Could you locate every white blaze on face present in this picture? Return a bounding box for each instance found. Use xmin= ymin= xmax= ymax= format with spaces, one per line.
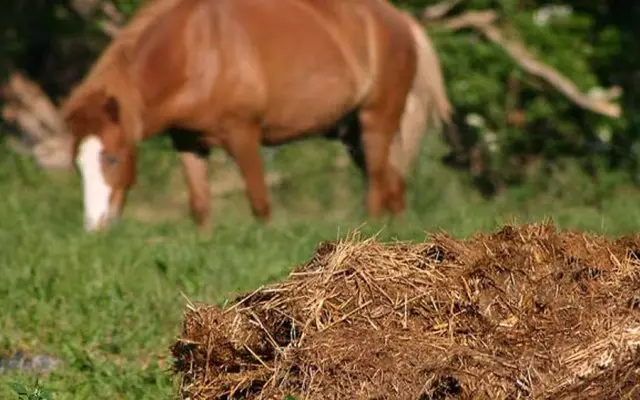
xmin=76 ymin=135 xmax=112 ymax=231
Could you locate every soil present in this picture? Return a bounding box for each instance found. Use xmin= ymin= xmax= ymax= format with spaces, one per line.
xmin=170 ymin=222 xmax=640 ymax=399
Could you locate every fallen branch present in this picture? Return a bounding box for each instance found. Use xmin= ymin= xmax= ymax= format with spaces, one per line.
xmin=0 ymin=1 xmax=125 ymax=169
xmin=68 ymin=0 xmax=123 ymax=37
xmin=1 ymin=73 xmax=67 ymax=136
xmin=1 ymin=72 xmax=74 ymax=170
xmin=101 ymin=1 xmax=125 ymax=25
xmin=98 ymin=1 xmax=124 ymax=37
xmin=428 ymin=9 xmax=622 ymax=118
xmin=422 ymin=0 xmax=463 ymax=21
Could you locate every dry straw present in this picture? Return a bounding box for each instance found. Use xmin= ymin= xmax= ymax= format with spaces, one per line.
xmin=170 ymin=222 xmax=640 ymax=399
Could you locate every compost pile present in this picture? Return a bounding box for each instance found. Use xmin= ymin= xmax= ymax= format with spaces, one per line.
xmin=170 ymin=222 xmax=640 ymax=399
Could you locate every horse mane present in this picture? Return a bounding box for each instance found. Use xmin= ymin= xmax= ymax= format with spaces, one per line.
xmin=61 ymin=0 xmax=184 ymax=122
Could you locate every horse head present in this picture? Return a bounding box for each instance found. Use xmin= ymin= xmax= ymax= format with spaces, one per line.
xmin=63 ymin=89 xmax=137 ymax=232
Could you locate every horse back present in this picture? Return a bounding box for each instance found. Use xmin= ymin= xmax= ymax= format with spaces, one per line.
xmin=121 ymin=0 xmax=418 ymax=141
xmin=209 ymin=0 xmax=416 ymax=140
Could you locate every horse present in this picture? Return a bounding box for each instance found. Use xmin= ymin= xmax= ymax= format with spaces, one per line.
xmin=61 ymin=0 xmax=452 ymax=233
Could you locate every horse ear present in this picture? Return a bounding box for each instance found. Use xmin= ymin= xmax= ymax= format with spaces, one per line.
xmin=103 ymin=95 xmax=120 ymax=123
xmin=63 ymin=103 xmax=89 ymax=134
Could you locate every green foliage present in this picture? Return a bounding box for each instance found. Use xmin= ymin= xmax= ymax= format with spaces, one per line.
xmin=112 ymin=0 xmax=146 ymax=18
xmin=389 ymin=0 xmax=640 ymax=187
xmin=8 ymin=380 xmax=53 ymax=400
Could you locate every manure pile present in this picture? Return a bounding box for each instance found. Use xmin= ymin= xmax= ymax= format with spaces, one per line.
xmin=170 ymin=223 xmax=640 ymax=399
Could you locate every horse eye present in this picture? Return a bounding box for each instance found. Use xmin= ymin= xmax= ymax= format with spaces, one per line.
xmin=102 ymin=153 xmax=120 ymax=166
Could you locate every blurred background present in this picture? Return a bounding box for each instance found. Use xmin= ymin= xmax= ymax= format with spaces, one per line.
xmin=1 ymin=1 xmax=639 ymax=399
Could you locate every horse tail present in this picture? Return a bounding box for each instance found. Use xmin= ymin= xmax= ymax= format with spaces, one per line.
xmin=388 ymin=12 xmax=453 ymax=178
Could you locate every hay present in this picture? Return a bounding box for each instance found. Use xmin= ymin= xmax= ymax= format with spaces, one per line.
xmin=170 ymin=222 xmax=640 ymax=399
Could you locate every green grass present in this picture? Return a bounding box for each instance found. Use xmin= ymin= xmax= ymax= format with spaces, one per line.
xmin=0 ymin=131 xmax=639 ymax=399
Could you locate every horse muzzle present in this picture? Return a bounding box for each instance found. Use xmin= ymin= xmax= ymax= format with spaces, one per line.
xmin=84 ymin=209 xmax=120 ymax=232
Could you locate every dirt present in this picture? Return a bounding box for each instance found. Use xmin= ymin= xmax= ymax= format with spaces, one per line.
xmin=170 ymin=222 xmax=640 ymax=399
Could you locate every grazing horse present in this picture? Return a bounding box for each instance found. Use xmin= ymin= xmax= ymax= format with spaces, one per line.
xmin=61 ymin=0 xmax=452 ymax=232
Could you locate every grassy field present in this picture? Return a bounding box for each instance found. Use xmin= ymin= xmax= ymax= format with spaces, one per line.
xmin=0 ymin=130 xmax=639 ymax=399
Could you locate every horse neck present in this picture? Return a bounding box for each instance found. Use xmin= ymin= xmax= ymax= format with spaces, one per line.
xmin=65 ymin=0 xmax=190 ymax=142
xmin=111 ymin=72 xmax=145 ymax=144
xmin=80 ymin=59 xmax=146 ymax=144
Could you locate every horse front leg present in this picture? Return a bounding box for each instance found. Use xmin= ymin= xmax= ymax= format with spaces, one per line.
xmin=170 ymin=130 xmax=212 ymax=233
xmin=180 ymin=152 xmax=211 ymax=231
xmin=222 ymin=124 xmax=271 ymax=221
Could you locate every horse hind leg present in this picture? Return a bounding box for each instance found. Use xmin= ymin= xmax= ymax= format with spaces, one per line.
xmin=170 ymin=129 xmax=212 ymax=233
xmin=221 ymin=122 xmax=271 ymax=221
xmin=331 ymin=107 xmax=405 ymax=216
xmin=384 ymin=157 xmax=406 ymax=214
xmin=357 ymin=105 xmax=404 ymax=218
xmin=331 ymin=111 xmax=367 ymax=177
xmin=345 ymin=130 xmax=405 ymax=215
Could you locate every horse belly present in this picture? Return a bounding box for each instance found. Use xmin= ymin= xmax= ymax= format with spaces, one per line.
xmin=260 ymin=73 xmax=358 ymax=142
xmin=227 ymin=0 xmax=372 ymax=143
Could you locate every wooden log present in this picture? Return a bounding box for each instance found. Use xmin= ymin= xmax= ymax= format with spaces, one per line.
xmin=1 ymin=72 xmax=73 ymax=170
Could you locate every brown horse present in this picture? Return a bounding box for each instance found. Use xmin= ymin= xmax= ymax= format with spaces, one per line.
xmin=61 ymin=0 xmax=451 ymax=232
